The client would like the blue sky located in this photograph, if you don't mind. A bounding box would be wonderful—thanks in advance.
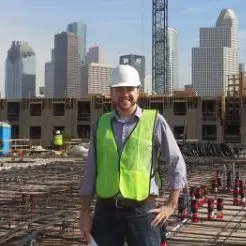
[0,0,246,95]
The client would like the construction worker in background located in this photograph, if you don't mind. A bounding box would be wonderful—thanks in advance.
[53,130,63,150]
[79,64,187,246]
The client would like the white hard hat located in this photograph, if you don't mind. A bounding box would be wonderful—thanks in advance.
[56,130,60,134]
[111,64,141,87]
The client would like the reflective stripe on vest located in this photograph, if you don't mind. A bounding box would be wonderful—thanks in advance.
[96,109,157,201]
[53,134,63,146]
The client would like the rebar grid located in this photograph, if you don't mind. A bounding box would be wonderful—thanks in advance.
[0,158,246,245]
[167,159,246,246]
[0,160,87,245]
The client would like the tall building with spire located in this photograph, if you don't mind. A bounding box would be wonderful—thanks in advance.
[5,41,36,99]
[192,9,239,96]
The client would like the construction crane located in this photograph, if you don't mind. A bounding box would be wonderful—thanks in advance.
[152,0,168,94]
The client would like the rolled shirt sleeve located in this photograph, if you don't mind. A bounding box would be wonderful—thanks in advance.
[79,133,96,197]
[155,114,187,190]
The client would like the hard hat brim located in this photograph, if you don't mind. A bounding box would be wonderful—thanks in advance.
[111,81,141,88]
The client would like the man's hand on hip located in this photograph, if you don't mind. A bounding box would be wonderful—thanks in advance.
[148,204,175,227]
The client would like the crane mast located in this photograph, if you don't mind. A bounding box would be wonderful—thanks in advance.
[152,0,168,94]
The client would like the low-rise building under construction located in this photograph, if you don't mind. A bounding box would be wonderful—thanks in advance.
[0,93,246,145]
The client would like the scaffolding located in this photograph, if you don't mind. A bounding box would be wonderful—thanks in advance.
[94,95,112,116]
[224,74,242,143]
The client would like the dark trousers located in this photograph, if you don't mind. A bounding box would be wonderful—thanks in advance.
[91,198,161,246]
[54,145,62,150]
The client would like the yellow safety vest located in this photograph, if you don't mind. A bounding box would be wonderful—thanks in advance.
[53,134,63,146]
[96,109,158,201]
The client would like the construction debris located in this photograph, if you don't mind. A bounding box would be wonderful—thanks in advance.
[67,144,88,158]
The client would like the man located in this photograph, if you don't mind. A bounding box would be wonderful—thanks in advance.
[79,64,187,246]
[53,130,63,150]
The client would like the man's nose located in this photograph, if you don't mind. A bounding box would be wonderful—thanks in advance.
[119,88,129,94]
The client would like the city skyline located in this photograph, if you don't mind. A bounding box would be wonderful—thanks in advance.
[0,0,246,97]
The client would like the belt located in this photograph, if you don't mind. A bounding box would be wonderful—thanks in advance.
[97,195,156,208]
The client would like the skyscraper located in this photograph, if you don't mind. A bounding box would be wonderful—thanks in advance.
[54,32,80,98]
[85,46,106,64]
[67,22,87,65]
[45,49,54,98]
[167,27,179,94]
[192,9,239,97]
[5,41,36,99]
[81,63,112,96]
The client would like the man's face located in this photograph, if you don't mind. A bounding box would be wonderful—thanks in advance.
[111,86,139,111]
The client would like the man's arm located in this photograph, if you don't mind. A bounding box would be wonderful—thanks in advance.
[79,131,97,243]
[80,131,96,210]
[149,113,187,226]
[155,113,187,203]
[166,189,180,208]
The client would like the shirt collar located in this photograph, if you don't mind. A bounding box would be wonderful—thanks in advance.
[112,105,143,121]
